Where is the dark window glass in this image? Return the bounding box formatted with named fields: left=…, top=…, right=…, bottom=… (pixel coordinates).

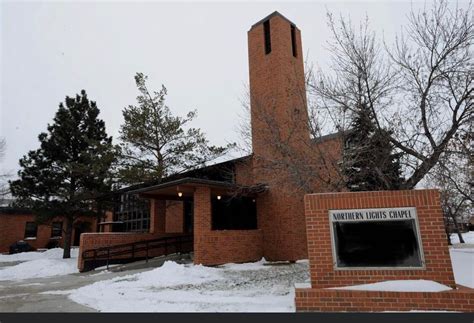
left=183, top=199, right=194, bottom=233
left=51, top=221, right=62, bottom=237
left=291, top=25, right=297, bottom=57
left=212, top=196, right=257, bottom=230
left=264, top=20, right=271, bottom=54
left=333, top=220, right=423, bottom=268
left=113, top=194, right=150, bottom=232
left=24, top=222, right=38, bottom=238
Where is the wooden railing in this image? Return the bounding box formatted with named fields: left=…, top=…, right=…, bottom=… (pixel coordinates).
left=81, top=234, right=193, bottom=271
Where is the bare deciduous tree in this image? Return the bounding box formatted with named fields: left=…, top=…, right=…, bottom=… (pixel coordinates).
left=309, top=0, right=473, bottom=189
left=237, top=81, right=346, bottom=195
left=426, top=125, right=473, bottom=244
left=0, top=138, right=11, bottom=205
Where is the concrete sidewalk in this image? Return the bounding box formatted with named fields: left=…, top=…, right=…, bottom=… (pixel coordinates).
left=0, top=253, right=192, bottom=312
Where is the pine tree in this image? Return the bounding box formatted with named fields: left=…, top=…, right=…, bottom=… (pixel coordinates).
left=343, top=106, right=403, bottom=191
left=118, top=73, right=235, bottom=185
left=10, top=90, right=118, bottom=258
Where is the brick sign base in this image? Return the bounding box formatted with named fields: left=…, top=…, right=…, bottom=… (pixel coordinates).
left=295, top=287, right=474, bottom=312
left=295, top=190, right=474, bottom=312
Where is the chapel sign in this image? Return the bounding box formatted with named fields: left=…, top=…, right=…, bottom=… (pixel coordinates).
left=330, top=207, right=416, bottom=222
left=329, top=207, right=425, bottom=269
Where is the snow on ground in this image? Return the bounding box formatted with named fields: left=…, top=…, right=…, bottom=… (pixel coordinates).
left=0, top=248, right=79, bottom=281
left=329, top=280, right=452, bottom=292
left=450, top=248, right=474, bottom=288
left=451, top=231, right=474, bottom=245
left=0, top=247, right=78, bottom=262
left=0, top=231, right=471, bottom=311
left=449, top=231, right=474, bottom=288
left=68, top=259, right=309, bottom=312
left=65, top=232, right=473, bottom=312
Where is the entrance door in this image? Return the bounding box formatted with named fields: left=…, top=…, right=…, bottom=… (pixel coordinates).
left=73, top=226, right=83, bottom=246
left=73, top=221, right=92, bottom=246
left=183, top=199, right=194, bottom=234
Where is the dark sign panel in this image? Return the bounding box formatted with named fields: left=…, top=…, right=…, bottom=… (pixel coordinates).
left=329, top=207, right=425, bottom=269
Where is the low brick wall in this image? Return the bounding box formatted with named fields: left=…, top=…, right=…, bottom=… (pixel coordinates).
left=194, top=229, right=263, bottom=265
left=295, top=287, right=474, bottom=312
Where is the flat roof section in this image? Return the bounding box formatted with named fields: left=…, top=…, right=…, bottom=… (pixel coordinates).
left=129, top=177, right=268, bottom=200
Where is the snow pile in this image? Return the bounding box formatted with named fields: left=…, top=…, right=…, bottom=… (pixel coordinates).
left=128, top=261, right=224, bottom=287
left=329, top=280, right=452, bottom=292
left=69, top=259, right=308, bottom=312
left=69, top=261, right=224, bottom=312
left=0, top=258, right=79, bottom=281
left=0, top=247, right=78, bottom=263
left=451, top=231, right=474, bottom=245
left=0, top=248, right=79, bottom=281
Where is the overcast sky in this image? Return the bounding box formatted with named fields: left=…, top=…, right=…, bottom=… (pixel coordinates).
left=0, top=0, right=468, bottom=178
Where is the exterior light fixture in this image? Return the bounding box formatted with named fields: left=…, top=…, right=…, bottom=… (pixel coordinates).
left=178, top=192, right=183, bottom=197
left=217, top=195, right=222, bottom=200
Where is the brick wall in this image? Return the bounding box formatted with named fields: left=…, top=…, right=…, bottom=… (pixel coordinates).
left=77, top=231, right=184, bottom=271
left=304, top=190, right=455, bottom=288
left=193, top=186, right=263, bottom=265
left=0, top=212, right=97, bottom=253
left=165, top=200, right=184, bottom=233
left=100, top=211, right=114, bottom=233
left=150, top=199, right=166, bottom=234
left=234, top=158, right=254, bottom=187
left=295, top=287, right=474, bottom=312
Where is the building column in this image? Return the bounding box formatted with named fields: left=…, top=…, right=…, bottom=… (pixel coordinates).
left=150, top=199, right=166, bottom=234
left=193, top=186, right=211, bottom=264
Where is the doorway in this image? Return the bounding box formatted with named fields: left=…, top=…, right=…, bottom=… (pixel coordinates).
left=183, top=199, right=194, bottom=234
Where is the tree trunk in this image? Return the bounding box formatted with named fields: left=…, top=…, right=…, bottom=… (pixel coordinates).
left=451, top=213, right=465, bottom=244
left=443, top=216, right=452, bottom=246
left=62, top=216, right=74, bottom=258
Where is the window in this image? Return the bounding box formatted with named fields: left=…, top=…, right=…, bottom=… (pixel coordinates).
left=51, top=222, right=62, bottom=238
left=264, top=20, right=271, bottom=54
left=212, top=196, right=257, bottom=230
left=291, top=25, right=297, bottom=57
left=113, top=194, right=150, bottom=232
left=24, top=222, right=38, bottom=239
left=329, top=207, right=424, bottom=269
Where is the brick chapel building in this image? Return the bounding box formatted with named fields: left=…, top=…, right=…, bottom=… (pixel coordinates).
left=76, top=11, right=343, bottom=271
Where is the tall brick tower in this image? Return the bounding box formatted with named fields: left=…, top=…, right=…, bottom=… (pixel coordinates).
left=248, top=12, right=310, bottom=261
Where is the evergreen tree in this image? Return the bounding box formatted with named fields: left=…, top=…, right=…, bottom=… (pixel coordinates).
left=10, top=90, right=117, bottom=258
left=343, top=106, right=403, bottom=191
left=118, top=73, right=234, bottom=185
